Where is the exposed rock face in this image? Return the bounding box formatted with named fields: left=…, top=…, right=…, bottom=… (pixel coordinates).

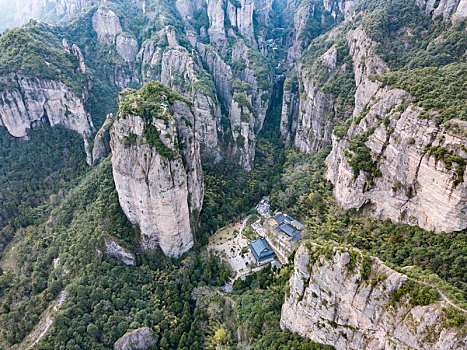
left=196, top=43, right=233, bottom=107
left=281, top=36, right=353, bottom=151
left=226, top=0, right=256, bottom=46
left=137, top=36, right=222, bottom=161
left=0, top=74, right=94, bottom=163
left=416, top=0, right=467, bottom=20
left=0, top=74, right=92, bottom=138
left=280, top=77, right=299, bottom=147
left=175, top=0, right=273, bottom=170
left=110, top=83, right=203, bottom=257
left=72, top=44, right=86, bottom=73
left=92, top=7, right=123, bottom=44
left=103, top=237, right=136, bottom=266
left=15, top=0, right=87, bottom=26
left=281, top=243, right=467, bottom=350
left=324, top=27, right=467, bottom=233
left=206, top=0, right=227, bottom=47
left=286, top=0, right=356, bottom=63
left=114, top=327, right=157, bottom=350
left=92, top=113, right=113, bottom=163
left=293, top=62, right=350, bottom=153
left=116, top=33, right=139, bottom=62
left=229, top=97, right=256, bottom=171
left=326, top=91, right=467, bottom=233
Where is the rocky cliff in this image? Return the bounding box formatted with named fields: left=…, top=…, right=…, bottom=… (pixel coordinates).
left=416, top=0, right=467, bottom=20
left=281, top=28, right=355, bottom=152
left=92, top=113, right=113, bottom=163
left=175, top=0, right=274, bottom=170
left=137, top=28, right=222, bottom=162
left=15, top=0, right=88, bottom=26
left=0, top=73, right=94, bottom=163
left=281, top=243, right=467, bottom=350
left=114, top=327, right=157, bottom=350
left=325, top=27, right=467, bottom=233
left=110, top=82, right=203, bottom=257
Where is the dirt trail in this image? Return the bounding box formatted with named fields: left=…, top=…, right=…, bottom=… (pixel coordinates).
left=413, top=278, right=467, bottom=313
left=16, top=290, right=68, bottom=350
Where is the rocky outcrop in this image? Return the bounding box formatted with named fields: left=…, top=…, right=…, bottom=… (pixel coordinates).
left=207, top=0, right=227, bottom=47
left=103, top=237, right=136, bottom=266
left=110, top=82, right=203, bottom=257
left=326, top=89, right=467, bottom=233
left=286, top=0, right=356, bottom=63
left=92, top=7, right=123, bottom=44
left=114, top=327, right=157, bottom=350
left=196, top=43, right=233, bottom=107
left=0, top=73, right=94, bottom=163
left=229, top=95, right=256, bottom=171
left=416, top=0, right=467, bottom=20
left=0, top=74, right=92, bottom=138
left=324, top=27, right=466, bottom=233
left=63, top=39, right=87, bottom=73
left=137, top=35, right=222, bottom=161
left=116, top=33, right=139, bottom=62
left=281, top=243, right=467, bottom=350
left=282, top=35, right=353, bottom=151
left=92, top=6, right=140, bottom=64
left=15, top=0, right=87, bottom=26
left=226, top=0, right=257, bottom=46
left=92, top=113, right=113, bottom=163
left=174, top=0, right=274, bottom=170
left=279, top=76, right=299, bottom=147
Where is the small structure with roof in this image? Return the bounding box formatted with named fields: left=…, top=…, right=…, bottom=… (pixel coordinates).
left=264, top=212, right=304, bottom=263
left=248, top=238, right=276, bottom=265
left=255, top=196, right=270, bottom=216
left=270, top=213, right=303, bottom=243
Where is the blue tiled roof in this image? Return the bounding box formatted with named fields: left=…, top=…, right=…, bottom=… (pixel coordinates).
left=249, top=238, right=276, bottom=262
left=277, top=223, right=302, bottom=242
left=272, top=213, right=303, bottom=230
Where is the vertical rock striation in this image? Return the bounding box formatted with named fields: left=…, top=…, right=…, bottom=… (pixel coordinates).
left=324, top=27, right=467, bottom=233
left=0, top=73, right=94, bottom=163
left=281, top=243, right=467, bottom=350
left=110, top=82, right=203, bottom=257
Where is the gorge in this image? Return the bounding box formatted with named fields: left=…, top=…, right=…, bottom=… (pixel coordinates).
left=0, top=0, right=465, bottom=349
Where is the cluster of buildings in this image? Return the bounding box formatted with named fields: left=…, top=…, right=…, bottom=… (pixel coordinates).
left=248, top=198, right=304, bottom=264
left=270, top=213, right=303, bottom=243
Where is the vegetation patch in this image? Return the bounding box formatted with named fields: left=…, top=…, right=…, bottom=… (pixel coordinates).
left=233, top=93, right=253, bottom=113
left=390, top=279, right=440, bottom=307
left=345, top=130, right=382, bottom=181
left=424, top=146, right=465, bottom=186
left=378, top=63, right=467, bottom=124
left=119, top=82, right=189, bottom=160
left=123, top=133, right=137, bottom=148
left=360, top=256, right=373, bottom=281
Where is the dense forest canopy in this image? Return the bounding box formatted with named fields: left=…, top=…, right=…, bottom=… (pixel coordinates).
left=0, top=0, right=466, bottom=349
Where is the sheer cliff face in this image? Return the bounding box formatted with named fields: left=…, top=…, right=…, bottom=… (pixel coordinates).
left=88, top=0, right=275, bottom=170
left=281, top=243, right=467, bottom=350
left=110, top=83, right=203, bottom=258
left=15, top=0, right=88, bottom=26
left=324, top=27, right=467, bottom=233
left=416, top=0, right=467, bottom=20
left=137, top=29, right=222, bottom=162
left=173, top=0, right=274, bottom=170
left=283, top=4, right=467, bottom=233
left=0, top=74, right=92, bottom=138
left=0, top=73, right=94, bottom=163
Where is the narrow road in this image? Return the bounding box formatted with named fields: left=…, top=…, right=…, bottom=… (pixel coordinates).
left=408, top=277, right=466, bottom=313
